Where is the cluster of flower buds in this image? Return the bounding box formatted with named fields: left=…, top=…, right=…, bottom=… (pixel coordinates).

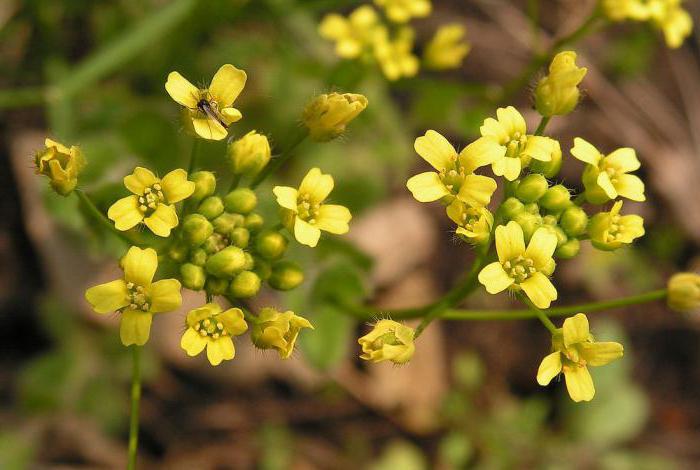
left=603, top=0, right=693, bottom=49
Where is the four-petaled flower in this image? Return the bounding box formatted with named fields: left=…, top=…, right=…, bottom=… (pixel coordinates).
left=251, top=308, right=314, bottom=359
left=479, top=221, right=558, bottom=309
left=34, top=138, right=86, bottom=196
left=588, top=200, right=645, bottom=251
left=446, top=199, right=493, bottom=246
left=165, top=64, right=247, bottom=141
left=180, top=303, right=248, bottom=366
left=537, top=313, right=624, bottom=402
left=358, top=319, right=415, bottom=364
left=273, top=168, right=352, bottom=248
left=319, top=6, right=380, bottom=59
left=85, top=247, right=182, bottom=346
left=108, top=167, right=195, bottom=237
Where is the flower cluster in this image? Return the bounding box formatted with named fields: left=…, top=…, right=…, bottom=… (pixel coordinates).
left=603, top=0, right=693, bottom=48
left=58, top=64, right=367, bottom=366
left=318, top=1, right=470, bottom=80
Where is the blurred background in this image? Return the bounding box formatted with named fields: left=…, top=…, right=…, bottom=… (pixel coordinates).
left=1, top=0, right=700, bottom=468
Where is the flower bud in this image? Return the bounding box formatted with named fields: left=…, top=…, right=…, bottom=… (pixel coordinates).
left=523, top=203, right=540, bottom=215
left=34, top=138, right=86, bottom=196
left=168, top=239, right=189, bottom=263
left=224, top=188, right=257, bottom=215
left=499, top=197, right=525, bottom=220
left=205, top=246, right=246, bottom=278
left=423, top=24, right=470, bottom=70
left=539, top=185, right=571, bottom=213
left=212, top=213, right=244, bottom=234
left=180, top=263, right=206, bottom=290
left=229, top=270, right=262, bottom=298
left=541, top=258, right=556, bottom=276
left=555, top=238, right=580, bottom=259
left=302, top=92, right=368, bottom=142
left=231, top=227, right=250, bottom=248
left=190, top=248, right=208, bottom=266
left=667, top=273, right=700, bottom=312
left=182, top=214, right=214, bottom=247
left=529, top=140, right=563, bottom=178
left=535, top=51, right=587, bottom=117
left=254, top=259, right=272, bottom=280
left=251, top=308, right=313, bottom=359
left=202, top=233, right=228, bottom=254
left=243, top=252, right=255, bottom=271
left=560, top=206, right=588, bottom=237
left=358, top=320, right=415, bottom=364
left=515, top=174, right=548, bottom=203
left=255, top=230, right=288, bottom=260
left=269, top=261, right=304, bottom=291
left=189, top=171, right=217, bottom=201
left=245, top=213, right=265, bottom=232
left=205, top=277, right=229, bottom=296
left=198, top=196, right=225, bottom=220
left=227, top=130, right=271, bottom=177
left=513, top=212, right=541, bottom=242
left=588, top=201, right=644, bottom=251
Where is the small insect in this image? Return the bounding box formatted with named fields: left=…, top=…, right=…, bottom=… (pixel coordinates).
left=196, top=97, right=229, bottom=130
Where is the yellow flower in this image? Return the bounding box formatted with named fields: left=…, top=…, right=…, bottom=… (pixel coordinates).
left=34, top=138, right=86, bottom=196
left=374, top=0, right=431, bottom=23
left=358, top=319, right=415, bottom=364
left=423, top=24, right=470, bottom=70
left=165, top=64, right=247, bottom=141
left=535, top=51, right=587, bottom=117
left=108, top=167, right=196, bottom=237
left=648, top=0, right=693, bottom=48
left=227, top=130, right=271, bottom=177
left=302, top=92, right=368, bottom=142
left=251, top=308, right=314, bottom=359
left=319, top=5, right=380, bottom=59
left=588, top=201, right=645, bottom=251
left=602, top=0, right=651, bottom=21
left=537, top=313, right=624, bottom=402
left=406, top=130, right=502, bottom=206
left=479, top=107, right=558, bottom=181
left=571, top=138, right=645, bottom=204
left=180, top=303, right=248, bottom=366
left=85, top=247, right=182, bottom=346
left=373, top=27, right=420, bottom=80
left=478, top=221, right=558, bottom=309
left=446, top=199, right=493, bottom=245
left=667, top=272, right=700, bottom=312
left=273, top=168, right=352, bottom=248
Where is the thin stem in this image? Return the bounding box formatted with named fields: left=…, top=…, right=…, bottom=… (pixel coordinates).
left=187, top=139, right=201, bottom=174
left=0, top=87, right=46, bottom=109
left=228, top=174, right=242, bottom=192
left=517, top=292, right=557, bottom=333
left=75, top=189, right=141, bottom=246
left=534, top=115, right=550, bottom=136
left=250, top=127, right=308, bottom=189
left=127, top=346, right=142, bottom=470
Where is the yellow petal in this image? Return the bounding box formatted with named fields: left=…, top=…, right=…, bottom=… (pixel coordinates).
left=209, top=64, right=247, bottom=107
left=492, top=156, right=521, bottom=181
left=581, top=341, right=624, bottom=366
left=615, top=174, right=645, bottom=202
left=218, top=308, right=248, bottom=336
left=537, top=351, right=563, bottom=385
left=459, top=136, right=505, bottom=174
left=161, top=169, right=195, bottom=203
left=165, top=71, right=199, bottom=108
left=149, top=279, right=182, bottom=313
left=478, top=262, right=514, bottom=294
left=596, top=171, right=618, bottom=200
left=606, top=147, right=640, bottom=172
left=617, top=215, right=645, bottom=242
left=273, top=186, right=299, bottom=211
left=480, top=117, right=509, bottom=143
left=571, top=137, right=601, bottom=165
left=496, top=106, right=526, bottom=136
left=144, top=204, right=178, bottom=237
left=520, top=272, right=557, bottom=309
left=124, top=167, right=158, bottom=195
left=181, top=328, right=208, bottom=356
left=522, top=136, right=554, bottom=162
left=123, top=246, right=158, bottom=287
left=316, top=204, right=352, bottom=234
left=206, top=337, right=235, bottom=366
left=563, top=313, right=590, bottom=347
left=220, top=107, right=242, bottom=125
left=319, top=14, right=350, bottom=41
left=406, top=172, right=450, bottom=202
left=563, top=365, right=595, bottom=402
left=457, top=174, right=497, bottom=207
left=413, top=130, right=457, bottom=172
left=85, top=279, right=129, bottom=314
left=299, top=167, right=334, bottom=203
left=120, top=310, right=153, bottom=346
left=107, top=196, right=144, bottom=231
left=496, top=221, right=525, bottom=263
left=294, top=218, right=322, bottom=247
left=192, top=117, right=228, bottom=141
left=525, top=228, right=558, bottom=269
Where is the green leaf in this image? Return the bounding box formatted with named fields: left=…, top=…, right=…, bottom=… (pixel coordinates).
left=299, top=302, right=353, bottom=371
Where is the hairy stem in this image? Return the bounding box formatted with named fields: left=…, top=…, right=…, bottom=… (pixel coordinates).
left=534, top=115, right=551, bottom=136
left=127, top=346, right=142, bottom=470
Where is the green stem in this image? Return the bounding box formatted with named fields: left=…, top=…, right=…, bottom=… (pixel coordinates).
left=228, top=174, right=242, bottom=192
left=250, top=127, right=308, bottom=189
left=127, top=346, right=142, bottom=470
left=187, top=139, right=201, bottom=174
left=573, top=193, right=587, bottom=206
left=0, top=87, right=46, bottom=109
left=517, top=292, right=557, bottom=333
left=75, top=189, right=141, bottom=246
left=534, top=115, right=550, bottom=136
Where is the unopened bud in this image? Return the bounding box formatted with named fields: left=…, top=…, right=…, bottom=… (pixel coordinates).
left=212, top=213, right=244, bottom=235
left=229, top=270, right=262, bottom=298
left=535, top=51, right=587, bottom=117
left=224, top=188, right=257, bottom=214
left=189, top=171, right=216, bottom=201
left=499, top=197, right=525, bottom=220
left=269, top=261, right=304, bottom=291
left=539, top=185, right=571, bottom=213
left=515, top=174, right=548, bottom=203
left=555, top=238, right=580, bottom=259
left=529, top=140, right=563, bottom=178
left=245, top=213, right=265, bottom=232
left=205, top=246, right=246, bottom=278
left=205, top=277, right=229, bottom=296
left=168, top=240, right=189, bottom=263
left=34, top=138, right=86, bottom=196
left=513, top=212, right=541, bottom=242
left=198, top=196, right=224, bottom=220
left=667, top=273, right=700, bottom=312
left=560, top=206, right=588, bottom=237
left=190, top=248, right=208, bottom=266
left=227, top=130, right=271, bottom=177
left=231, top=227, right=250, bottom=248
left=254, top=259, right=272, bottom=280
left=181, top=263, right=206, bottom=290
left=243, top=252, right=255, bottom=271
left=256, top=230, right=288, bottom=260
left=302, top=92, right=368, bottom=142
left=182, top=214, right=214, bottom=247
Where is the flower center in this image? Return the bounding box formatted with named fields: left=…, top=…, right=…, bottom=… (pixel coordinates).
left=606, top=214, right=623, bottom=242
left=602, top=162, right=621, bottom=185
left=502, top=255, right=536, bottom=283
left=505, top=132, right=528, bottom=159
left=297, top=194, right=321, bottom=225
left=457, top=208, right=481, bottom=230
left=371, top=332, right=400, bottom=349
left=138, top=183, right=165, bottom=215
left=193, top=317, right=229, bottom=339
left=126, top=282, right=150, bottom=312
left=439, top=155, right=466, bottom=193
left=561, top=345, right=587, bottom=369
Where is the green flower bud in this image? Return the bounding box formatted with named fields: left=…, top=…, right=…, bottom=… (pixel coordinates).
left=229, top=270, right=262, bottom=298
left=189, top=171, right=217, bottom=201
left=168, top=240, right=189, bottom=263
left=180, top=263, right=206, bottom=291
left=542, top=214, right=558, bottom=227
left=205, top=246, right=246, bottom=278
left=552, top=226, right=568, bottom=248
left=190, top=248, right=208, bottom=267
left=560, top=206, right=589, bottom=237
left=254, top=259, right=272, bottom=280
left=244, top=213, right=265, bottom=232
left=231, top=227, right=250, bottom=249
left=243, top=252, right=255, bottom=271
left=212, top=213, right=244, bottom=234
left=227, top=130, right=271, bottom=177
left=515, top=174, right=548, bottom=203
left=529, top=140, right=563, bottom=178
left=198, top=196, right=225, bottom=220
left=182, top=214, right=214, bottom=247
left=202, top=233, right=228, bottom=254
left=523, top=203, right=540, bottom=215
left=224, top=188, right=257, bottom=215
left=269, top=261, right=304, bottom=291
left=513, top=212, right=541, bottom=242
left=555, top=238, right=580, bottom=259
left=499, top=197, right=525, bottom=220
left=255, top=230, right=288, bottom=260
left=205, top=277, right=229, bottom=296
left=667, top=273, right=700, bottom=312
left=539, top=185, right=571, bottom=212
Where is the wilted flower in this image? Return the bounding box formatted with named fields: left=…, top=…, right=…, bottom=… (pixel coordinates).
left=302, top=93, right=368, bottom=142
left=358, top=319, right=415, bottom=364
left=251, top=308, right=313, bottom=359
left=34, top=138, right=86, bottom=196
